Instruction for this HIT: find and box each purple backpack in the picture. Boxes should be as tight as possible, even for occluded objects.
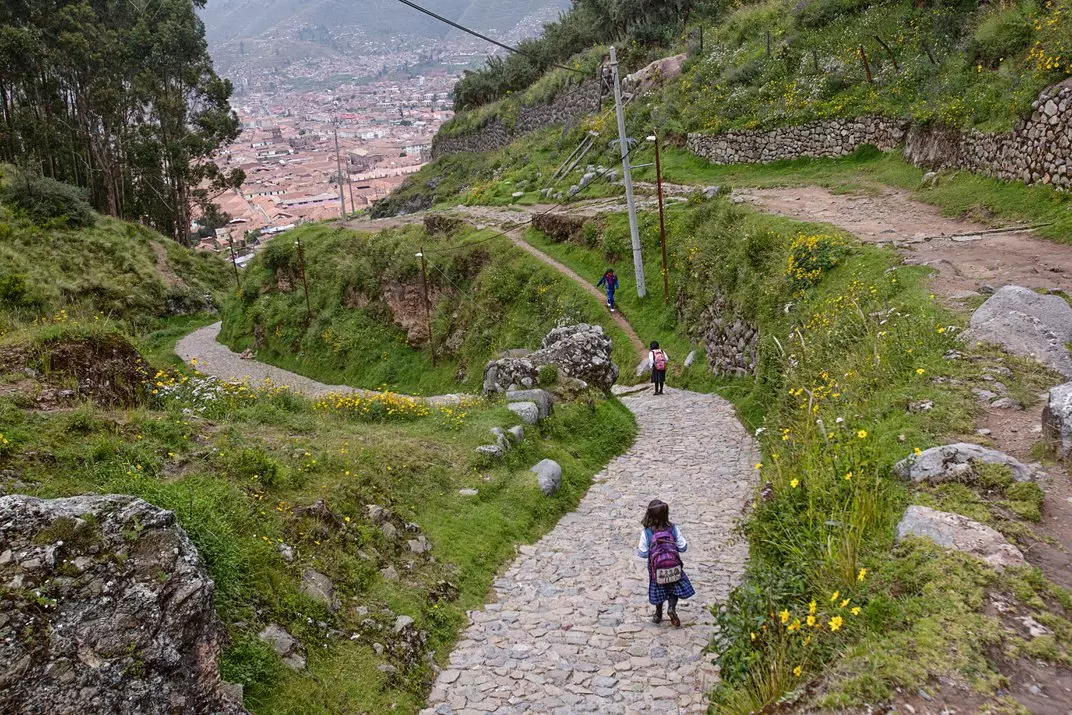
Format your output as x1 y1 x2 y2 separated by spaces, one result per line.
648 527 683 585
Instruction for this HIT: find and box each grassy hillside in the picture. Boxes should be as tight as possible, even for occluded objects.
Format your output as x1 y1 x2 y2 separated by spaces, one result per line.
655 0 1072 135
219 221 639 396
0 203 232 329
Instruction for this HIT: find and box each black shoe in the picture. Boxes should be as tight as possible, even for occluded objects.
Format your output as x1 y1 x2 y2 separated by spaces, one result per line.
669 610 680 627
652 608 663 624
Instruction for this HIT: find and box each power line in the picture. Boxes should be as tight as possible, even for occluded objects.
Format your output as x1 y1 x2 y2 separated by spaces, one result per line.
390 0 587 75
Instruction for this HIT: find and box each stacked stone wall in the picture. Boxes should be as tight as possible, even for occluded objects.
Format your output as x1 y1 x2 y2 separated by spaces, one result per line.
432 80 602 158
686 82 1072 191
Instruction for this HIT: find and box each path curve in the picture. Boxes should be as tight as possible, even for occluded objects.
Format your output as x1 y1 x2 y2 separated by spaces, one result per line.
422 387 757 714
174 322 468 404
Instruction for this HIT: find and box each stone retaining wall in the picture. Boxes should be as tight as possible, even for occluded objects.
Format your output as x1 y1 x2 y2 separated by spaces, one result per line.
432 80 603 158
687 116 909 164
694 296 759 378
686 82 1072 191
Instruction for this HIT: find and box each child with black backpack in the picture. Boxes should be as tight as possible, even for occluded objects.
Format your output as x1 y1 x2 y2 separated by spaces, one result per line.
637 499 694 626
649 341 669 395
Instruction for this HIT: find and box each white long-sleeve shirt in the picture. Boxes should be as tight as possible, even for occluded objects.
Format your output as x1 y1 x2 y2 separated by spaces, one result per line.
637 525 688 559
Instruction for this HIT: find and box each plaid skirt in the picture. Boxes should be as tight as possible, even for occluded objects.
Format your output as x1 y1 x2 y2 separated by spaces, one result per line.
647 569 695 604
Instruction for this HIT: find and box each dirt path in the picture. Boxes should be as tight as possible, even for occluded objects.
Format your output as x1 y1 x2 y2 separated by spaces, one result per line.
421 387 757 714
735 186 1072 297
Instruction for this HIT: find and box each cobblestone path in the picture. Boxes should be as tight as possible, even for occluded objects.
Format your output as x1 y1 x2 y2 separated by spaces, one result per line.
422 387 757 714
175 322 468 404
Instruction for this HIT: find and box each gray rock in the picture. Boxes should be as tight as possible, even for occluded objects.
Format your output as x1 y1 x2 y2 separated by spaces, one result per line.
894 443 1040 484
895 505 1026 570
507 389 554 419
379 521 399 539
458 489 479 497
394 615 415 633
407 536 431 554
0 494 248 713
530 459 563 496
277 543 295 563
507 402 540 425
963 285 1072 376
702 186 721 199
259 623 298 657
1043 381 1072 458
380 566 399 580
481 358 537 394
365 504 390 525
483 324 618 394
683 351 696 369
476 444 505 458
301 569 340 612
989 397 1023 410
507 425 525 444
490 427 510 451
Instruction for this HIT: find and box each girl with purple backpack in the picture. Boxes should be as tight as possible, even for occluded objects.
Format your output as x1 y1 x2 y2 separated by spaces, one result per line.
637 499 694 626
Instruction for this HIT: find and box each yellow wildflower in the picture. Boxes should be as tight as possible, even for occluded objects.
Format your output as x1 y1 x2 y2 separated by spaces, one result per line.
793 665 802 677
790 478 800 489
851 607 861 616
829 616 843 632
916 368 926 375
806 615 816 627
840 598 851 608
830 591 839 602
857 568 867 582
780 609 790 624
857 430 867 439
809 600 816 615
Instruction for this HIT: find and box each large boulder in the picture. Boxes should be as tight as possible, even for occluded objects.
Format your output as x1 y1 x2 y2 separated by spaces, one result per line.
1043 382 1072 459
507 402 540 425
531 324 619 392
963 285 1072 376
895 505 1025 570
894 443 1041 484
483 324 619 394
0 494 247 714
624 53 687 93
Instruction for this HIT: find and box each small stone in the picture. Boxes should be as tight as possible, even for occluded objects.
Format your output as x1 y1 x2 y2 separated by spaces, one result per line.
507 425 525 444
458 489 479 497
380 566 399 580
530 459 562 496
300 569 340 612
277 543 295 563
507 402 540 425
395 615 415 633
476 444 505 458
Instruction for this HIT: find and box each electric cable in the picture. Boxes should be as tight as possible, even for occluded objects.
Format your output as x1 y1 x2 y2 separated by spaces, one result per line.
391 0 587 75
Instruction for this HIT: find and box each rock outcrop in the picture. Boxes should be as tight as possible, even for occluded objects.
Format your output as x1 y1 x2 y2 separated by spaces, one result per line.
894 443 1041 484
1043 381 1072 459
895 505 1025 570
483 324 619 394
0 494 247 714
963 285 1072 376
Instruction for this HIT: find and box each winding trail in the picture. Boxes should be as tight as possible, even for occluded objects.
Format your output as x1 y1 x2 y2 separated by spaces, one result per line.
421 388 756 715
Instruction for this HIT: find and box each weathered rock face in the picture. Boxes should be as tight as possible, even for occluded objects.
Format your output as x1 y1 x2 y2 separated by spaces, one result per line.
0 494 246 715
533 324 619 391
692 296 759 378
1043 382 1072 459
507 402 540 425
894 443 1041 484
624 53 687 93
483 324 619 394
963 285 1072 376
685 83 1072 192
895 504 1025 571
432 80 602 158
506 389 554 420
383 282 445 345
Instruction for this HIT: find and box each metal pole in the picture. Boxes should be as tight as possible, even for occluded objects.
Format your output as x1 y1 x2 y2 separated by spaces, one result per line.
333 115 347 218
295 237 312 322
417 248 436 366
653 131 669 305
609 46 646 299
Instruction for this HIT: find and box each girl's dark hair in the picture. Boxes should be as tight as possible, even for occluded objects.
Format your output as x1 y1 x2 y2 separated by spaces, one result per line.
605 268 614 274
642 499 671 530
649 340 660 350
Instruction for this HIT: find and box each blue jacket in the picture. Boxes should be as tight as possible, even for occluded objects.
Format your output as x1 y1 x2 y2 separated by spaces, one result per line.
597 273 619 292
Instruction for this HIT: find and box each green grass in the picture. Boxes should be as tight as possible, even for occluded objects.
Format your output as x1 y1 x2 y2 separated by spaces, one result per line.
0 321 636 714
218 221 638 396
0 206 232 328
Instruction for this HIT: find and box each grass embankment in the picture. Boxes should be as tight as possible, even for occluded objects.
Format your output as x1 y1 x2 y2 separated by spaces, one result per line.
0 316 636 713
219 221 638 396
519 194 1072 709
657 0 1072 135
0 206 232 328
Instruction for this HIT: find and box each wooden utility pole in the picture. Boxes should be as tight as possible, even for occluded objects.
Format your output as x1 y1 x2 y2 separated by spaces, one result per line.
228 235 241 287
294 237 312 322
417 248 436 366
652 130 669 305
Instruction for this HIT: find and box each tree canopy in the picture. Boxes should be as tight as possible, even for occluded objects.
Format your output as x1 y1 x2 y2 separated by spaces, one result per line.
0 0 243 243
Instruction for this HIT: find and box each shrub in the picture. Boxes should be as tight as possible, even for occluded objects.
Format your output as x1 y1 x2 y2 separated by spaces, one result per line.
786 233 848 291
538 364 559 386
967 6 1035 69
0 171 96 227
0 273 37 308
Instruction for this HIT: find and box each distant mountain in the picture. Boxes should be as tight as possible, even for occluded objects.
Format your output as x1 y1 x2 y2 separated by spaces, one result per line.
200 0 570 76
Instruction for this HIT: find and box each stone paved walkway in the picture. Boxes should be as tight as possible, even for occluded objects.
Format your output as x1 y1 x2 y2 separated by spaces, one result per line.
175 322 467 404
422 387 757 714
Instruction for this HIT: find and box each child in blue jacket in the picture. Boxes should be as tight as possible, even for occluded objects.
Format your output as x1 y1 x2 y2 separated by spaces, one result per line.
597 268 619 312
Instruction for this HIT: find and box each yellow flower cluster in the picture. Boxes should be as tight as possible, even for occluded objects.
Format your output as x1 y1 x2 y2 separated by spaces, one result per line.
315 390 431 421
786 233 846 292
